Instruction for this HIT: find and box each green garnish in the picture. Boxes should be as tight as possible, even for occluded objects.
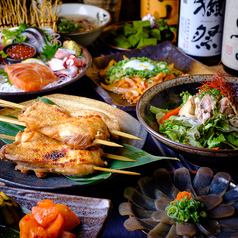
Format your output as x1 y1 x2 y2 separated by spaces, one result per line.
0 68 12 85
40 39 61 62
180 91 192 107
0 50 8 58
105 57 181 84
57 20 82 34
1 23 29 45
165 195 206 224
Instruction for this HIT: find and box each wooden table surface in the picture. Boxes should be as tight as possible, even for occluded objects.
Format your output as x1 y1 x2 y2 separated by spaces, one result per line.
210 64 227 74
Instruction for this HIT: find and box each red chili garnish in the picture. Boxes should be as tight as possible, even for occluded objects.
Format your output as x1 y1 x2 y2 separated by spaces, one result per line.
197 73 237 101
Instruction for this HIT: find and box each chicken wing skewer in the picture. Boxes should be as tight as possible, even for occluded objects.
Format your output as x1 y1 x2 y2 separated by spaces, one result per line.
0 99 142 140
71 109 142 140
0 115 122 148
19 101 113 149
0 131 139 178
0 134 135 162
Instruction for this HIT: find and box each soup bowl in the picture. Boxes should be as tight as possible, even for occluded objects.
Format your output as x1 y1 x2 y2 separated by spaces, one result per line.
136 74 238 168
55 3 111 46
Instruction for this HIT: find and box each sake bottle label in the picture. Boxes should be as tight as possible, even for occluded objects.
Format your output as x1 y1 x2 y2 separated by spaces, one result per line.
178 0 225 57
221 0 238 70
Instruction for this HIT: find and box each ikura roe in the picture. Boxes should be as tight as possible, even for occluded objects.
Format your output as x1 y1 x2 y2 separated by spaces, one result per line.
6 44 35 60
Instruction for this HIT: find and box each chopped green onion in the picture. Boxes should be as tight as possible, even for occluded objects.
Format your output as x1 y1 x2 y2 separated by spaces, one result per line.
165 196 206 224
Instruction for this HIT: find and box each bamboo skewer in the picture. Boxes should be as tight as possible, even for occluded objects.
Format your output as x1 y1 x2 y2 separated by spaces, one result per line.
93 167 140 175
0 99 142 141
0 99 24 109
0 134 15 140
94 139 123 147
109 129 142 141
103 153 135 162
0 116 25 126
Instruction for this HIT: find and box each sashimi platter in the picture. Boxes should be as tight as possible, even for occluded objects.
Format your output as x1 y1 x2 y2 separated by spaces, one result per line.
0 0 91 96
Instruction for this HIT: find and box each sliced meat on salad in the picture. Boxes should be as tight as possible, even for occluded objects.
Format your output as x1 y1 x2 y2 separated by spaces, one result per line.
150 73 238 150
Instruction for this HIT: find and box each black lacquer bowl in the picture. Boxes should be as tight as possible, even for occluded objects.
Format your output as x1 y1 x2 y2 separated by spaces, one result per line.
136 74 238 168
3 42 37 64
119 167 238 237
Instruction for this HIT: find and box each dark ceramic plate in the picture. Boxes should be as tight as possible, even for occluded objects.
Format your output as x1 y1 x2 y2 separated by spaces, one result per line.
0 184 112 238
119 167 238 237
86 41 214 111
0 94 147 190
0 44 92 99
136 74 238 168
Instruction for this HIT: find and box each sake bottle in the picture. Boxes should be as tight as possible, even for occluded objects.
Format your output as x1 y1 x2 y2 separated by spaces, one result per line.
177 0 225 66
221 0 238 76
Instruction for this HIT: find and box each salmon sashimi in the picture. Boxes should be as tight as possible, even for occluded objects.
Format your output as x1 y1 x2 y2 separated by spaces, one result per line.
5 63 58 92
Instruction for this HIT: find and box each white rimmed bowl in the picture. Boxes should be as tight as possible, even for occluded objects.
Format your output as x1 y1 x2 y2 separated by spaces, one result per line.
56 3 111 46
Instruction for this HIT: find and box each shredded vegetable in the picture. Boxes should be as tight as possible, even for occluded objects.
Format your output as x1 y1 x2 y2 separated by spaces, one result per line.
100 56 185 104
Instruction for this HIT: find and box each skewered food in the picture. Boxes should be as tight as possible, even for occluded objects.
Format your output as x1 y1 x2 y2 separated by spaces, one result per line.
71 109 121 139
19 101 111 149
4 63 58 92
0 130 105 178
0 98 144 178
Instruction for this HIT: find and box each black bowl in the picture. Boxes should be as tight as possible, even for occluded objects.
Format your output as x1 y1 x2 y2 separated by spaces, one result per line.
136 74 238 168
3 42 37 64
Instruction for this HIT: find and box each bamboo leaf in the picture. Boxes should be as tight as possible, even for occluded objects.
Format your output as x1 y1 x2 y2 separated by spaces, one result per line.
67 144 178 183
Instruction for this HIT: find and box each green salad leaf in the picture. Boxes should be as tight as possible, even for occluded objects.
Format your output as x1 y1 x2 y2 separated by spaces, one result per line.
150 103 238 150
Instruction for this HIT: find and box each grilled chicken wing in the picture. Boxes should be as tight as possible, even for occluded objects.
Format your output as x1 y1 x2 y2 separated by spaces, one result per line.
71 109 121 139
0 130 105 178
19 101 111 149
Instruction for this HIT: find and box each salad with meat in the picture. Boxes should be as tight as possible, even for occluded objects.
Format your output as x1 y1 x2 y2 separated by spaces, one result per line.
150 73 238 150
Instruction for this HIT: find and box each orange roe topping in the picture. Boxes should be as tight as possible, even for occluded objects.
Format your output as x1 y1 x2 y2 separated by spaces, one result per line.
175 191 192 201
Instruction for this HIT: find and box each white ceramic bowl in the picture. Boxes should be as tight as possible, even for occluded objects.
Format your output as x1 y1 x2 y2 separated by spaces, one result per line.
56 3 111 46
